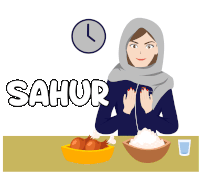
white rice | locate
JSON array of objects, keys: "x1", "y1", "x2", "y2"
[{"x1": 129, "y1": 128, "x2": 165, "y2": 149}]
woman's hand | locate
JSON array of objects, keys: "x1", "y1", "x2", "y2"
[
  {"x1": 123, "y1": 88, "x2": 136, "y2": 114},
  {"x1": 140, "y1": 87, "x2": 153, "y2": 114}
]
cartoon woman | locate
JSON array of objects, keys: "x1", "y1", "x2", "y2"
[{"x1": 95, "y1": 18, "x2": 179, "y2": 136}]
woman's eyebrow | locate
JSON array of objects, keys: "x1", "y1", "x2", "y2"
[
  {"x1": 144, "y1": 41, "x2": 155, "y2": 44},
  {"x1": 130, "y1": 41, "x2": 138, "y2": 44}
]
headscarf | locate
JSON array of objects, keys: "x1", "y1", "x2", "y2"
[{"x1": 108, "y1": 18, "x2": 173, "y2": 109}]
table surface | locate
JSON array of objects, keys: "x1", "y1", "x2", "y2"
[{"x1": 3, "y1": 136, "x2": 199, "y2": 172}]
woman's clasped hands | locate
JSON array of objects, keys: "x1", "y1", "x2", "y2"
[
  {"x1": 123, "y1": 87, "x2": 136, "y2": 114},
  {"x1": 140, "y1": 87, "x2": 153, "y2": 114},
  {"x1": 123, "y1": 87, "x2": 153, "y2": 114}
]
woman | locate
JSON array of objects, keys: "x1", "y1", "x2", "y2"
[{"x1": 95, "y1": 18, "x2": 179, "y2": 136}]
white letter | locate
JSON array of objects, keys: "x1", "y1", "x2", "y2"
[
  {"x1": 91, "y1": 80, "x2": 109, "y2": 106},
  {"x1": 69, "y1": 80, "x2": 90, "y2": 106},
  {"x1": 29, "y1": 79, "x2": 49, "y2": 106},
  {"x1": 49, "y1": 80, "x2": 69, "y2": 106},
  {"x1": 6, "y1": 80, "x2": 28, "y2": 107}
]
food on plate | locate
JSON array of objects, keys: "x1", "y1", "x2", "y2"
[
  {"x1": 91, "y1": 130, "x2": 116, "y2": 145},
  {"x1": 70, "y1": 136, "x2": 108, "y2": 150},
  {"x1": 129, "y1": 128, "x2": 165, "y2": 149},
  {"x1": 70, "y1": 135, "x2": 92, "y2": 150},
  {"x1": 85, "y1": 139, "x2": 101, "y2": 150},
  {"x1": 108, "y1": 135, "x2": 116, "y2": 144},
  {"x1": 100, "y1": 140, "x2": 108, "y2": 149},
  {"x1": 92, "y1": 129, "x2": 100, "y2": 139},
  {"x1": 85, "y1": 139, "x2": 108, "y2": 150}
]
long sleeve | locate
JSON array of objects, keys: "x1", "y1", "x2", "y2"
[
  {"x1": 145, "y1": 89, "x2": 179, "y2": 134},
  {"x1": 95, "y1": 81, "x2": 129, "y2": 134}
]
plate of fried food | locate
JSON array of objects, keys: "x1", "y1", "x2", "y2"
[{"x1": 61, "y1": 135, "x2": 115, "y2": 164}]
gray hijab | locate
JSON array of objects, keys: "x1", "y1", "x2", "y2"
[{"x1": 108, "y1": 18, "x2": 174, "y2": 109}]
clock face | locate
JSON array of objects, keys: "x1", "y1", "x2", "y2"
[{"x1": 71, "y1": 19, "x2": 106, "y2": 54}]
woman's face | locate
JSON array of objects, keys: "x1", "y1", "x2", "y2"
[{"x1": 126, "y1": 32, "x2": 158, "y2": 67}]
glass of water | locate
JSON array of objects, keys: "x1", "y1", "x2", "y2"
[{"x1": 178, "y1": 139, "x2": 191, "y2": 156}]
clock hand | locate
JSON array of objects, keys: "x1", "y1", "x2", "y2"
[
  {"x1": 87, "y1": 24, "x2": 95, "y2": 42},
  {"x1": 88, "y1": 35, "x2": 95, "y2": 42},
  {"x1": 87, "y1": 24, "x2": 89, "y2": 37}
]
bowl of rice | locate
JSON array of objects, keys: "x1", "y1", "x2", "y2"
[{"x1": 122, "y1": 128, "x2": 171, "y2": 163}]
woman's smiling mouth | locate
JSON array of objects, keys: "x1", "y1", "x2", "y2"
[{"x1": 136, "y1": 58, "x2": 146, "y2": 61}]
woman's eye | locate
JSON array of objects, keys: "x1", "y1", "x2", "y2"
[
  {"x1": 146, "y1": 44, "x2": 154, "y2": 49},
  {"x1": 130, "y1": 44, "x2": 138, "y2": 48}
]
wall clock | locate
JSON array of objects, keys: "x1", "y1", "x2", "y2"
[{"x1": 71, "y1": 19, "x2": 106, "y2": 54}]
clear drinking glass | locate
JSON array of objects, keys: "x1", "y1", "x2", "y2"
[{"x1": 178, "y1": 139, "x2": 191, "y2": 156}]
